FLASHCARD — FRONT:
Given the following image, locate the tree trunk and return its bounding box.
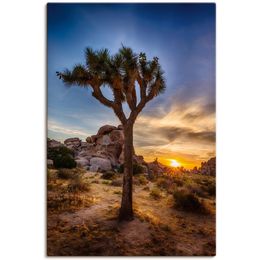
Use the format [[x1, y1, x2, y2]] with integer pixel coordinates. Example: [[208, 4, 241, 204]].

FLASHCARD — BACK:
[[119, 122, 134, 221]]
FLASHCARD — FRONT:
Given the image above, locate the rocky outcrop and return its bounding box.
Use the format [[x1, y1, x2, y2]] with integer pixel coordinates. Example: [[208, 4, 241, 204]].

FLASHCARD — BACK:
[[47, 139, 63, 148], [200, 157, 216, 176], [97, 125, 117, 136], [147, 159, 165, 178], [48, 125, 150, 172], [50, 124, 144, 172], [64, 137, 81, 150], [190, 157, 216, 175]]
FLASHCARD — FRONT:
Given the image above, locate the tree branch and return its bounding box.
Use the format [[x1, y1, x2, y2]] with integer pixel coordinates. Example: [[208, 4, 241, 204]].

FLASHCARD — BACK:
[[92, 85, 114, 108], [92, 85, 127, 124]]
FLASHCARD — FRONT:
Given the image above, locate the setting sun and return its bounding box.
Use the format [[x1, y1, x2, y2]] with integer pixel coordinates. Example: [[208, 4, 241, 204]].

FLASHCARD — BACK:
[[170, 159, 181, 167]]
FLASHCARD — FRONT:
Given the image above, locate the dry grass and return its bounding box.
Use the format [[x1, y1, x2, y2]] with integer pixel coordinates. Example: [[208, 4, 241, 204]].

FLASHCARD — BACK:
[[47, 169, 215, 256], [110, 178, 123, 187], [149, 187, 162, 199], [47, 192, 92, 213]]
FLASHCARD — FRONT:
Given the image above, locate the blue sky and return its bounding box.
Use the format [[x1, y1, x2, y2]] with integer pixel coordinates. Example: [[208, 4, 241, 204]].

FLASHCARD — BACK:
[[47, 3, 215, 167]]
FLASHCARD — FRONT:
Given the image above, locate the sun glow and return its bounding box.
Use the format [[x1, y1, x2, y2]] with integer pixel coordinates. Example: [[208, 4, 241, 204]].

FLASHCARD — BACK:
[[170, 159, 181, 167]]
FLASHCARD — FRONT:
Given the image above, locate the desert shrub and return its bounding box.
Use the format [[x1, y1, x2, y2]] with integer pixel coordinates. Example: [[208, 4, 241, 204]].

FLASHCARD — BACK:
[[102, 180, 111, 185], [173, 189, 209, 214], [205, 182, 216, 196], [134, 175, 148, 185], [143, 186, 150, 191], [156, 177, 173, 189], [57, 168, 82, 180], [150, 187, 162, 199], [155, 176, 177, 194], [118, 163, 146, 175], [111, 178, 123, 186], [138, 175, 148, 185], [171, 175, 187, 187], [102, 171, 116, 180], [57, 168, 73, 179], [189, 184, 208, 198], [113, 190, 122, 195], [194, 176, 216, 197], [54, 155, 76, 169], [47, 146, 76, 169], [201, 180, 216, 197], [67, 179, 90, 192], [47, 192, 91, 212]]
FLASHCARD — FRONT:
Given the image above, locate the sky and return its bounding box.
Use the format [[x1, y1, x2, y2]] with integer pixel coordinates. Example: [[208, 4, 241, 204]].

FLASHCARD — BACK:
[[47, 3, 216, 168]]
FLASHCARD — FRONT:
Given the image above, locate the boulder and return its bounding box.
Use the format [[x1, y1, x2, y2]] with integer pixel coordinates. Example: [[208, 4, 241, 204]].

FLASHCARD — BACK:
[[109, 130, 124, 144], [75, 158, 89, 168], [77, 150, 92, 158], [86, 136, 93, 143], [89, 165, 100, 172], [97, 125, 117, 136], [106, 143, 122, 159], [91, 134, 99, 143], [47, 139, 63, 148], [96, 134, 112, 145], [64, 137, 80, 145], [90, 157, 112, 171], [80, 141, 91, 148], [47, 159, 53, 166], [64, 137, 81, 150]]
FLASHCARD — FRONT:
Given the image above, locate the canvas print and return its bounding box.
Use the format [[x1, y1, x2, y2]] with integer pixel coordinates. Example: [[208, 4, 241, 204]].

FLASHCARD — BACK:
[[47, 3, 216, 256]]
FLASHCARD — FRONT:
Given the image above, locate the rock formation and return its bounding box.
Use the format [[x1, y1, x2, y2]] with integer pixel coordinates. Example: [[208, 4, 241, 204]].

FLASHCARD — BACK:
[[47, 124, 145, 172], [199, 157, 216, 176], [47, 138, 63, 148]]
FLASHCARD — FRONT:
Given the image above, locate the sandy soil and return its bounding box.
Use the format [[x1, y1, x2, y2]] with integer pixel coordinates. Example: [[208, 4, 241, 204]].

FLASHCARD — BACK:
[[47, 171, 215, 256]]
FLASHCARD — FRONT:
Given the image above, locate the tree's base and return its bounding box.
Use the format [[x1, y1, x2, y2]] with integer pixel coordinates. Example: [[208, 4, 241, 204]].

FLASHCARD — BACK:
[[118, 211, 134, 222]]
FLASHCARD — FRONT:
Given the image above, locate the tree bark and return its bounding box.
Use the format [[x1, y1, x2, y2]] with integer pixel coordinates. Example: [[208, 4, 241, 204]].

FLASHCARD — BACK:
[[119, 122, 134, 221]]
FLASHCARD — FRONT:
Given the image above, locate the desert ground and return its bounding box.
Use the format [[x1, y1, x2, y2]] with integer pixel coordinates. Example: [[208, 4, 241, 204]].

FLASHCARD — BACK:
[[47, 168, 215, 256]]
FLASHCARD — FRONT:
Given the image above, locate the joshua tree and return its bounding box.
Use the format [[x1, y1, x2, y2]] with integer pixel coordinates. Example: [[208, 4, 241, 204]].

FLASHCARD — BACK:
[[57, 46, 166, 221]]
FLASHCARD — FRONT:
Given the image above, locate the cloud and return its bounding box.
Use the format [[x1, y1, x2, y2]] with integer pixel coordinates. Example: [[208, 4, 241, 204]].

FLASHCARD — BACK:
[[48, 120, 90, 140], [160, 126, 215, 143], [133, 97, 215, 167]]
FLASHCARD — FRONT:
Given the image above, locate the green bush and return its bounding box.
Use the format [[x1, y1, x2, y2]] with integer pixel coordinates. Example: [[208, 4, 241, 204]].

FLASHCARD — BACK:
[[173, 189, 209, 214], [47, 146, 76, 169]]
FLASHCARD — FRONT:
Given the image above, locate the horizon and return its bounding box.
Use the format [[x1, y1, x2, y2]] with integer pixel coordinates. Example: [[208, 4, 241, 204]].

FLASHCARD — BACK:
[[48, 3, 216, 169]]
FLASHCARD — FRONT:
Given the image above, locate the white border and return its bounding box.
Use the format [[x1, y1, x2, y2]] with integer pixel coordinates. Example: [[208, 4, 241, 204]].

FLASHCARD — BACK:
[[1, 0, 260, 259]]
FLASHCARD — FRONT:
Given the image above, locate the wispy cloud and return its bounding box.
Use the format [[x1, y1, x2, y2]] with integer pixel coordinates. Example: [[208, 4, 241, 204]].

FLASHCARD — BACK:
[[48, 120, 90, 140], [134, 98, 215, 167]]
